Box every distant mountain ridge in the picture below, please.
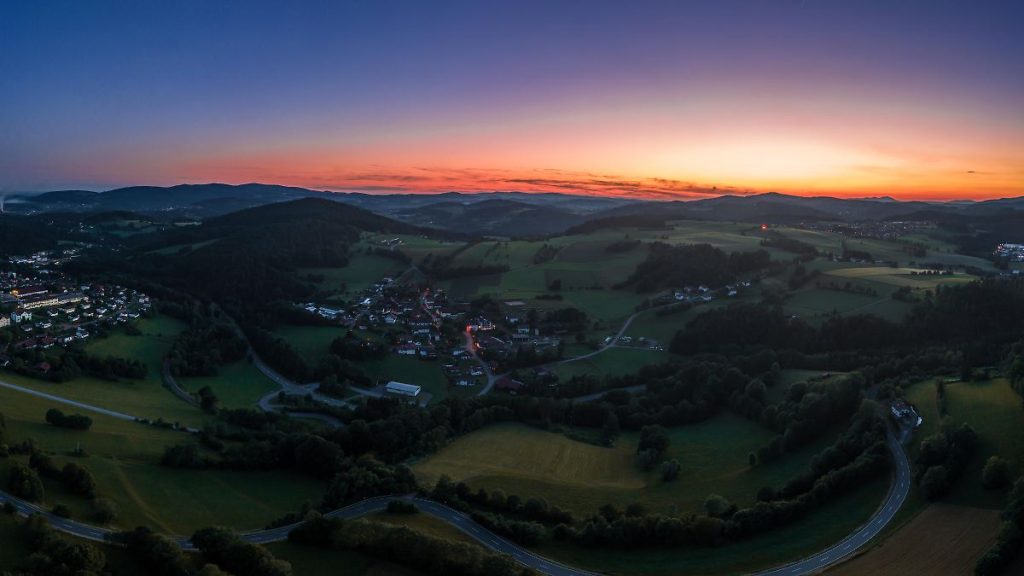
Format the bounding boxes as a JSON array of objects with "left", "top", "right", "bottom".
[{"left": 5, "top": 183, "right": 1023, "bottom": 238}]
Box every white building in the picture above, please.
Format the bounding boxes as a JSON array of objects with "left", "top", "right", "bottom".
[
  {"left": 385, "top": 381, "right": 422, "bottom": 398},
  {"left": 11, "top": 310, "right": 32, "bottom": 324}
]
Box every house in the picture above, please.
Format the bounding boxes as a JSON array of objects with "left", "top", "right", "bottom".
[
  {"left": 890, "top": 400, "right": 923, "bottom": 427},
  {"left": 11, "top": 309, "right": 32, "bottom": 324},
  {"left": 0, "top": 316, "right": 9, "bottom": 328},
  {"left": 396, "top": 344, "right": 418, "bottom": 356},
  {"left": 385, "top": 381, "right": 422, "bottom": 398},
  {"left": 891, "top": 400, "right": 914, "bottom": 418}
]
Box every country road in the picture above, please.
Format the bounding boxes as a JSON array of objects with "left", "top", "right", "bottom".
[
  {"left": 0, "top": 422, "right": 914, "bottom": 576},
  {"left": 751, "top": 425, "right": 912, "bottom": 576}
]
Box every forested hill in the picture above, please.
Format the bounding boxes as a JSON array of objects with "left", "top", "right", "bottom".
[
  {"left": 206, "top": 197, "right": 420, "bottom": 232},
  {"left": 120, "top": 198, "right": 434, "bottom": 319}
]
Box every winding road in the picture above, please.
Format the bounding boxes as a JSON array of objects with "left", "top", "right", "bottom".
[{"left": 0, "top": 416, "right": 914, "bottom": 576}]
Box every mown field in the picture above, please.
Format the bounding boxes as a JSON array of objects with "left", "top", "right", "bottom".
[
  {"left": 828, "top": 503, "right": 1000, "bottom": 576},
  {"left": 3, "top": 315, "right": 209, "bottom": 428},
  {"left": 0, "top": 385, "right": 325, "bottom": 534},
  {"left": 413, "top": 416, "right": 845, "bottom": 516}
]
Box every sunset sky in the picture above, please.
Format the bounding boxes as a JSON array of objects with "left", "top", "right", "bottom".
[{"left": 2, "top": 1, "right": 1022, "bottom": 200}]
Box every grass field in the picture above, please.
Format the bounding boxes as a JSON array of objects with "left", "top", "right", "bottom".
[
  {"left": 943, "top": 378, "right": 1024, "bottom": 509},
  {"left": 0, "top": 385, "right": 325, "bottom": 534},
  {"left": 358, "top": 355, "right": 453, "bottom": 402},
  {"left": 540, "top": 477, "right": 889, "bottom": 576},
  {"left": 550, "top": 348, "right": 671, "bottom": 382},
  {"left": 272, "top": 324, "right": 349, "bottom": 367},
  {"left": 828, "top": 503, "right": 1000, "bottom": 576},
  {"left": 178, "top": 359, "right": 279, "bottom": 409},
  {"left": 301, "top": 252, "right": 407, "bottom": 297},
  {"left": 3, "top": 315, "right": 209, "bottom": 428},
  {"left": 413, "top": 417, "right": 843, "bottom": 516},
  {"left": 783, "top": 284, "right": 911, "bottom": 323}
]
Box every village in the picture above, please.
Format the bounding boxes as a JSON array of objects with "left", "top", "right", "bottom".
[
  {"left": 0, "top": 268, "right": 152, "bottom": 356},
  {"left": 291, "top": 273, "right": 751, "bottom": 401}
]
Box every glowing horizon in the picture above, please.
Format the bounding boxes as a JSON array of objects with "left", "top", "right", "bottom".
[{"left": 2, "top": 1, "right": 1022, "bottom": 201}]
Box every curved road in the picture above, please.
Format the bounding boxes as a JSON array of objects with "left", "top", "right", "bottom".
[
  {"left": 0, "top": 423, "right": 913, "bottom": 576},
  {"left": 751, "top": 425, "right": 912, "bottom": 576}
]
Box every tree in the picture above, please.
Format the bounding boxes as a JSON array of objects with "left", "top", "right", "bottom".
[
  {"left": 192, "top": 526, "right": 292, "bottom": 576},
  {"left": 704, "top": 494, "right": 733, "bottom": 518},
  {"left": 982, "top": 456, "right": 1012, "bottom": 490},
  {"left": 61, "top": 462, "right": 97, "bottom": 498},
  {"left": 7, "top": 463, "right": 44, "bottom": 502},
  {"left": 93, "top": 498, "right": 119, "bottom": 524},
  {"left": 637, "top": 425, "right": 669, "bottom": 456},
  {"left": 601, "top": 412, "right": 620, "bottom": 445},
  {"left": 198, "top": 386, "right": 219, "bottom": 413},
  {"left": 921, "top": 465, "right": 950, "bottom": 500}
]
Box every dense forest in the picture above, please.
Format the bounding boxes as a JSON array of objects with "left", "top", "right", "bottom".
[{"left": 619, "top": 242, "right": 772, "bottom": 292}]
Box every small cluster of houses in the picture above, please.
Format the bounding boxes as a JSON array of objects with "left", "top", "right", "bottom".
[
  {"left": 995, "top": 243, "right": 1024, "bottom": 262},
  {"left": 6, "top": 247, "right": 84, "bottom": 268},
  {"left": 646, "top": 281, "right": 750, "bottom": 308},
  {"left": 0, "top": 274, "right": 151, "bottom": 351},
  {"left": 800, "top": 221, "right": 933, "bottom": 242}
]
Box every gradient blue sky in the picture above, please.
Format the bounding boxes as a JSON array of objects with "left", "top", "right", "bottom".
[{"left": 2, "top": 0, "right": 1022, "bottom": 199}]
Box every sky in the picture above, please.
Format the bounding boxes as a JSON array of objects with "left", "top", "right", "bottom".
[{"left": 1, "top": 0, "right": 1022, "bottom": 200}]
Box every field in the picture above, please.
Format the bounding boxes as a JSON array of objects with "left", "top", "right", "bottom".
[
  {"left": 178, "top": 359, "right": 280, "bottom": 409},
  {"left": 943, "top": 378, "right": 1024, "bottom": 509},
  {"left": 828, "top": 503, "right": 1000, "bottom": 576},
  {"left": 3, "top": 315, "right": 209, "bottom": 428},
  {"left": 0, "top": 385, "right": 325, "bottom": 535},
  {"left": 413, "top": 417, "right": 845, "bottom": 516},
  {"left": 301, "top": 251, "right": 408, "bottom": 297},
  {"left": 272, "top": 324, "right": 349, "bottom": 367},
  {"left": 540, "top": 477, "right": 889, "bottom": 576},
  {"left": 358, "top": 355, "right": 456, "bottom": 401},
  {"left": 376, "top": 233, "right": 465, "bottom": 264},
  {"left": 550, "top": 347, "right": 671, "bottom": 382}
]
